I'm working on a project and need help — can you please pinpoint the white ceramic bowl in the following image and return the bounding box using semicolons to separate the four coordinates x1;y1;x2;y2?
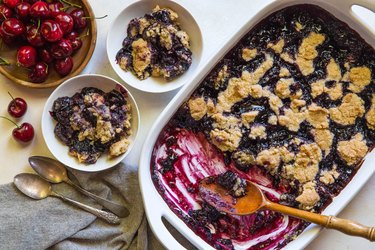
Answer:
42;74;140;172
139;0;375;249
106;0;203;93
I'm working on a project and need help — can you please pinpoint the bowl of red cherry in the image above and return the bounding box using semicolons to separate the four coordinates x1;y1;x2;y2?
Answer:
0;0;97;88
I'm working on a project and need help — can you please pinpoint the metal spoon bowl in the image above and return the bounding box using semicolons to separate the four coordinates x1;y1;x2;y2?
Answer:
199;176;375;241
14;173;120;224
28;156;129;218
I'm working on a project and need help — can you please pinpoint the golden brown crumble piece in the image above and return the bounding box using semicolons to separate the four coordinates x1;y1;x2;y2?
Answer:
306;104;329;129
241;111;259;128
242;48;257;61
210;128;242;152
311;129;333;156
275;78;293;99
348;66;372;93
131;38;152;79
296;32;325;76
188;96;207;121
278;108;306;132
366;95;375;130
319;165;340;185
337;133;368;166
249;124;267;139
296;181;320;210
267;39;285;54
330;93;365;125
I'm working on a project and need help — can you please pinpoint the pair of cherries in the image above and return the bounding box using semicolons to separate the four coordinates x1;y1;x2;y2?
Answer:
2;93;34;143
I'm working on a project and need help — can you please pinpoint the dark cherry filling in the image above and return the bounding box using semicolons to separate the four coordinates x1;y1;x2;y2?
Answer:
150;4;375;250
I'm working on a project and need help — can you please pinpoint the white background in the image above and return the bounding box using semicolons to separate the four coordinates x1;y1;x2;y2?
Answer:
0;0;374;249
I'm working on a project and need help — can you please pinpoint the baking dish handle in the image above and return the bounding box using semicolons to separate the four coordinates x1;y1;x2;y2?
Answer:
343;0;375;12
148;213;187;249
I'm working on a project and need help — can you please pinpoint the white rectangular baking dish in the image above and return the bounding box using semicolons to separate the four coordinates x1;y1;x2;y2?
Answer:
139;0;375;249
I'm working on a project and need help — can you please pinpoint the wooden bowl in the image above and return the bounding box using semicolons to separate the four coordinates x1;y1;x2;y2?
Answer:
0;0;97;89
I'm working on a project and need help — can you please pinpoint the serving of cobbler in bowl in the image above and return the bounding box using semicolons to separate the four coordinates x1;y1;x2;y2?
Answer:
42;74;139;172
144;3;375;250
106;0;203;93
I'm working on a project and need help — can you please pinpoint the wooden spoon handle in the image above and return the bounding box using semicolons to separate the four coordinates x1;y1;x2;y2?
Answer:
265;201;375;241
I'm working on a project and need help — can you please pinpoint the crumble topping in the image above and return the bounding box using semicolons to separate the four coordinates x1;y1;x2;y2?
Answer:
109;136;131;157
319;165;340;185
263;88;283;115
326;59;342;81
256;147;282;174
366;95;375;129
311;129;333;156
275;78;293;99
278;108;306;132
296;32;326;76
217;78;263;112
280;52;294;64
241;111;259;128
188;96;207;120
279;67;291;77
241;54;274;84
306;104;329;129
233;151;256;166
348;66;372;93
268;115;278;125
330;93;365;125
296;181;320;210
284;143;322;183
210;128;242;152
337;133;368;166
214;65;229;90
242;48;257;61
267;39;285;54
249;124;267;139
131;38;152;79
295;21;304;31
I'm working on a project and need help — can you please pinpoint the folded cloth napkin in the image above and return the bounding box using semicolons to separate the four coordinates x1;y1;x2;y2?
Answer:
0;163;166;250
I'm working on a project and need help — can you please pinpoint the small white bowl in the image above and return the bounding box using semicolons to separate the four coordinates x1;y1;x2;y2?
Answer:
42;74;140;172
106;0;203;93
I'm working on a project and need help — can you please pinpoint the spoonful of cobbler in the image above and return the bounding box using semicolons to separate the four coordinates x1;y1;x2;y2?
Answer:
199;171;375;241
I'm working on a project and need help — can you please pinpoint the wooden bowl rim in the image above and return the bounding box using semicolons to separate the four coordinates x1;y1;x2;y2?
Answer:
0;0;97;89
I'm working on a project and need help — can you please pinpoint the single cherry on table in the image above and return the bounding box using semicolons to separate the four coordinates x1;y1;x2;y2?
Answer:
0;116;34;142
7;92;27;118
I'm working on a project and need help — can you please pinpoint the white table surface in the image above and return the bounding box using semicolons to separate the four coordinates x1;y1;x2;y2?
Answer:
0;0;374;249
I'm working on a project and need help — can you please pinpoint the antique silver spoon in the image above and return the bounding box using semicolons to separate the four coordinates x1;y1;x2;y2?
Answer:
28;156;129;218
14;173;120;224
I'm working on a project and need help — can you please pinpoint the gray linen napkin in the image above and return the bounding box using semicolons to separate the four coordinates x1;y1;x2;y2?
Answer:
0;163;165;250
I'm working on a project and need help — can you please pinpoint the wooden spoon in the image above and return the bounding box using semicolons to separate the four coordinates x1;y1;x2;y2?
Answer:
199;177;375;241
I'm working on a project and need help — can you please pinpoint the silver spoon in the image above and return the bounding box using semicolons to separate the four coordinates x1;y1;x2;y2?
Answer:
28;156;129;218
14;173;120;224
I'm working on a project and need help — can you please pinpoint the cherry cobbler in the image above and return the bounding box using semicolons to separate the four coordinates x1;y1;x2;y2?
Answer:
116;5;192;80
51;87;132;164
151;4;375;250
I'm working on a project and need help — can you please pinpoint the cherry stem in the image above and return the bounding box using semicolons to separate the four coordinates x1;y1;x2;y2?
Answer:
83;14;108;20
31;19;41;39
60;0;82;9
7;91;15;101
79;28;90;39
0;116;20;128
0;57;10;66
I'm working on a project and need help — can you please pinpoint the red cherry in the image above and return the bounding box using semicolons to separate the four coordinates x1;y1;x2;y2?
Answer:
0;25;14;44
0;4;13;21
0;116;34;143
26;24;45;47
3;0;20;9
55;12;73;34
30;1;50;19
41;20;63;42
1;18;26;37
29;62;48;83
38;47;53;63
54;56;73;76
17;45;37;68
7;92;27;118
69;8;87;30
50;38;73;59
70;37;82;51
48;2;64;17
15;2;31;20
